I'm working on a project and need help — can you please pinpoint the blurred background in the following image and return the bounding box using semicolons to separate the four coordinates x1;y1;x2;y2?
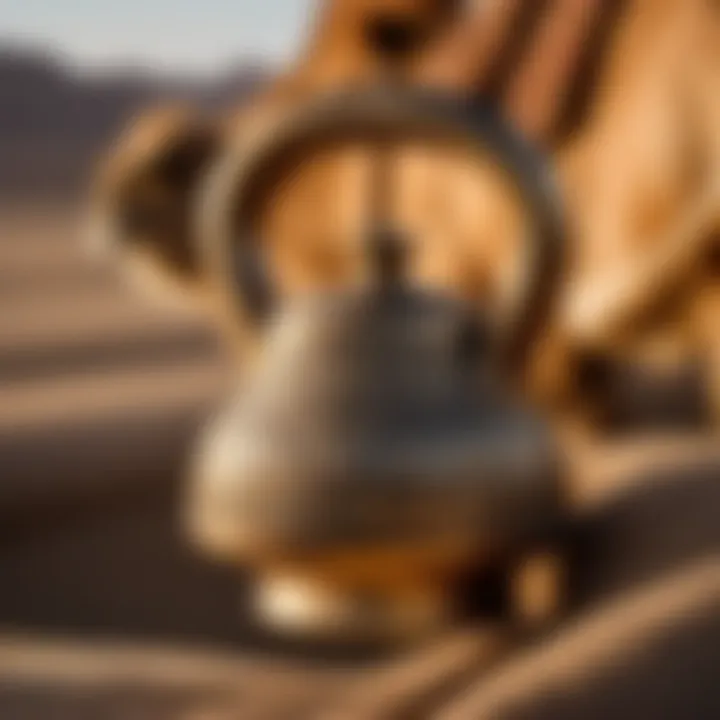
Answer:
1;1;719;717
0;0;310;199
0;3;343;717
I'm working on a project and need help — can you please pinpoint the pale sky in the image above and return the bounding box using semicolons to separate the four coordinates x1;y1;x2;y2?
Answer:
0;0;318;73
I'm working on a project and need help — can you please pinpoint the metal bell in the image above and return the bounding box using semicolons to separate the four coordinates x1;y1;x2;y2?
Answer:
187;86;566;642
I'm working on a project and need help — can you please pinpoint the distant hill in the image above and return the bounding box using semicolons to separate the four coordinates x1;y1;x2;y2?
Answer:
0;47;269;201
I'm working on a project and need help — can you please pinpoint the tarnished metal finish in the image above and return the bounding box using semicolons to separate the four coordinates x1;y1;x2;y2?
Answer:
188;286;560;565
188;86;566;641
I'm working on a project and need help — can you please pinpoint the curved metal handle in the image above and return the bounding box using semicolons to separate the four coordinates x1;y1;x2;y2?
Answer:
200;85;565;374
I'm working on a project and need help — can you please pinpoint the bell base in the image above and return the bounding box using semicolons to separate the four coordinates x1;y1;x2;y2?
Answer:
251;572;454;645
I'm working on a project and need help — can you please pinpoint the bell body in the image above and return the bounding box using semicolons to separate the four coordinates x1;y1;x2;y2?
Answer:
185;86;566;643
186;285;561;642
